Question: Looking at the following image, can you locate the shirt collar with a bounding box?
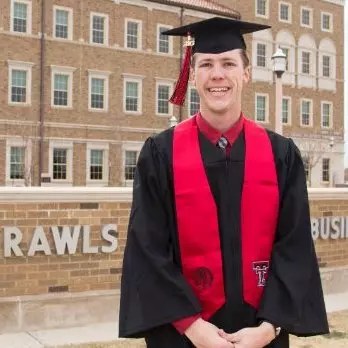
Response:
[196,112,245,146]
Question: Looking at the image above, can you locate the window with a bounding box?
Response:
[301,100,312,126]
[255,94,268,122]
[11,0,31,34]
[53,148,67,180]
[321,12,332,32]
[189,87,200,117]
[256,0,268,17]
[54,74,68,106]
[53,6,73,40]
[86,144,109,185]
[322,158,330,182]
[88,71,109,111]
[302,51,310,74]
[156,83,172,115]
[157,25,172,54]
[282,97,290,124]
[6,139,29,186]
[11,70,27,103]
[8,60,33,105]
[90,150,103,180]
[51,66,75,108]
[90,13,108,45]
[126,19,141,49]
[301,7,312,27]
[256,43,266,67]
[321,102,332,128]
[49,141,73,184]
[10,147,25,179]
[279,2,291,22]
[125,151,138,181]
[322,55,330,77]
[124,77,142,113]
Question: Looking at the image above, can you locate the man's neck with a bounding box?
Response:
[200,107,241,133]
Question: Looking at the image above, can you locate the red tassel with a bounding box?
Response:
[169,35,194,106]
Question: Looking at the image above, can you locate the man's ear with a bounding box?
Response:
[243,66,251,84]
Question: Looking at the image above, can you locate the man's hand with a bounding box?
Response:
[185,318,235,348]
[218,322,275,348]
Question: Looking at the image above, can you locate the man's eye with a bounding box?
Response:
[225,62,236,67]
[200,63,211,68]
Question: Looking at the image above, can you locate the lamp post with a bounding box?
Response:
[271,48,287,135]
[169,115,178,127]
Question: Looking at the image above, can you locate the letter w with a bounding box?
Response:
[51,226,81,255]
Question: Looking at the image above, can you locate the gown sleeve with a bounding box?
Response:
[118,137,201,338]
[257,138,329,336]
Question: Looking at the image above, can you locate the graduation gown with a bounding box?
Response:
[118,122,329,348]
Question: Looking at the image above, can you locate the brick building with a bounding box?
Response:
[0,0,345,187]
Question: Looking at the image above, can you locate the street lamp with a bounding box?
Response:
[271,48,287,135]
[169,115,178,127]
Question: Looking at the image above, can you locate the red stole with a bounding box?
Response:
[173,115,279,319]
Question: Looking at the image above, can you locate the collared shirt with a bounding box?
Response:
[196,112,245,155]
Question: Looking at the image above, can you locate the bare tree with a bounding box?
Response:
[293,134,335,187]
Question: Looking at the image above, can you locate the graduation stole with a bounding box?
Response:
[173,115,279,319]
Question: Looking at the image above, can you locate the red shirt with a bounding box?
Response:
[172,113,245,334]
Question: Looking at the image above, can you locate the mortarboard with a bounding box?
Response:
[162,17,271,105]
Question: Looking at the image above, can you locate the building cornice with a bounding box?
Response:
[320,0,344,5]
[0,187,347,203]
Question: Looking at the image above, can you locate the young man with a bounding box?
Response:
[119,17,329,348]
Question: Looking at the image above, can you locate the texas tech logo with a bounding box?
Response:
[252,261,269,287]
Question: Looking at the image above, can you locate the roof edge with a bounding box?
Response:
[148,0,241,19]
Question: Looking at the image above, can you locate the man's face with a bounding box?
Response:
[191,49,250,115]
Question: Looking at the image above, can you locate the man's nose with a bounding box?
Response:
[211,64,224,79]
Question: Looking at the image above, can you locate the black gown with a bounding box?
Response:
[118,125,329,348]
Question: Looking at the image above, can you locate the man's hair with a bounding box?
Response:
[191,49,250,69]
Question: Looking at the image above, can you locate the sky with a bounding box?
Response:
[344,2,347,166]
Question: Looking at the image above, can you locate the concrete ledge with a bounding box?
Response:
[0,267,347,335]
[0,290,120,334]
[320,266,348,295]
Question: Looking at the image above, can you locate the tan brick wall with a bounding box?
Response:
[0,200,131,297]
[0,194,347,298]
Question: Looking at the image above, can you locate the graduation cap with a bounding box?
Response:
[162,17,271,105]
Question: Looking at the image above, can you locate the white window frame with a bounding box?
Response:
[321,12,333,33]
[6,138,27,186]
[122,143,143,186]
[321,54,331,78]
[322,158,330,183]
[188,85,200,117]
[49,140,73,185]
[10,0,32,35]
[255,93,269,123]
[282,96,292,125]
[300,99,313,127]
[300,7,313,28]
[301,51,311,75]
[321,101,333,129]
[157,24,173,55]
[256,43,267,68]
[279,2,292,23]
[88,70,110,112]
[156,81,173,116]
[255,0,269,18]
[123,75,143,115]
[124,18,142,50]
[89,12,109,45]
[53,6,73,41]
[86,143,109,186]
[51,65,76,108]
[8,60,34,106]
